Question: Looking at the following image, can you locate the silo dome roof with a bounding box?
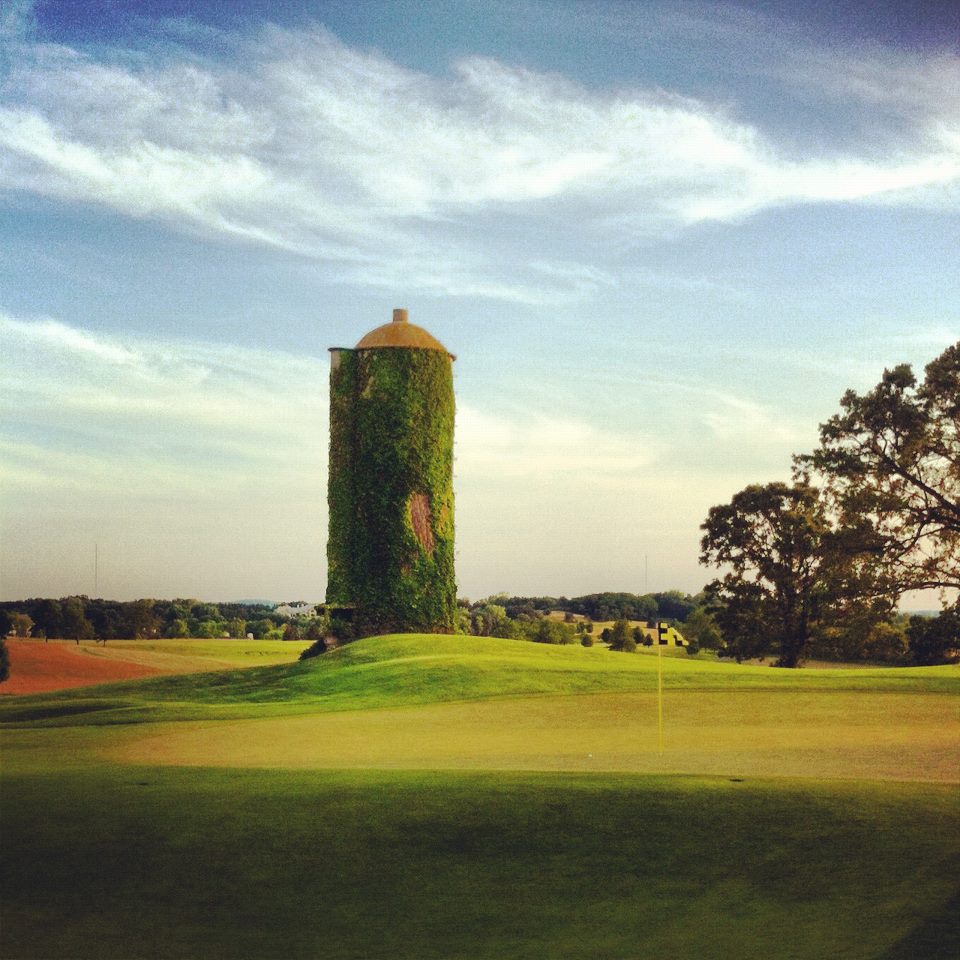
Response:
[355,309,455,359]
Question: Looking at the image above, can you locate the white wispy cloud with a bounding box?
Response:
[694,387,807,445]
[0,20,957,301]
[789,46,960,121]
[0,313,328,498]
[456,404,658,483]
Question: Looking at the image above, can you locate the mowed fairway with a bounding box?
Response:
[2,634,958,959]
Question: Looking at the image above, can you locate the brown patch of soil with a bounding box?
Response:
[0,640,166,695]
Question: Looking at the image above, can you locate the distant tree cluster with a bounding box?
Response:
[0,597,324,643]
[452,599,579,645]
[452,599,708,657]
[701,342,959,667]
[481,591,700,624]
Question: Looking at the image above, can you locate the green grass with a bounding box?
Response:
[2,634,958,959]
[2,633,956,727]
[93,638,312,661]
[2,767,957,960]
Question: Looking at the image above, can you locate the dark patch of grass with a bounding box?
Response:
[2,767,957,959]
[0,699,132,723]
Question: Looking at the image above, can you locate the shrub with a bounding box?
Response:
[0,637,8,682]
[526,618,576,645]
[580,635,594,647]
[299,617,354,660]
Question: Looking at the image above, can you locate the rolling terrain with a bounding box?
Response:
[2,635,958,959]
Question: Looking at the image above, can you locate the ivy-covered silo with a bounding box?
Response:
[326,308,456,635]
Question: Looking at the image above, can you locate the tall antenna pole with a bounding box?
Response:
[94,544,98,597]
[644,554,648,592]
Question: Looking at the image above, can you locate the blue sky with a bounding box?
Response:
[1,0,957,604]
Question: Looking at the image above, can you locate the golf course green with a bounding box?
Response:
[2,634,958,959]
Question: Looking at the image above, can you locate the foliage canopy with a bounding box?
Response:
[700,482,836,667]
[798,342,960,598]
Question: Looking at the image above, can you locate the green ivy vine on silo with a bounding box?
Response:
[326,346,456,635]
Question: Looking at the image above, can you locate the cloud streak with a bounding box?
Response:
[1,19,957,300]
[1,313,328,499]
[456,405,658,484]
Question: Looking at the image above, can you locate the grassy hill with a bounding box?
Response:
[2,633,955,727]
[2,634,958,959]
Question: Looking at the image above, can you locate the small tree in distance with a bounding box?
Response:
[608,619,633,652]
[683,607,722,650]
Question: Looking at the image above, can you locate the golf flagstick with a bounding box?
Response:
[657,639,664,755]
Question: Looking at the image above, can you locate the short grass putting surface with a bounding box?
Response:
[2,634,958,959]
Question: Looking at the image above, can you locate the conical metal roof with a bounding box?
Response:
[355,309,455,359]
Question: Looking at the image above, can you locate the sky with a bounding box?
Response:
[1,0,958,606]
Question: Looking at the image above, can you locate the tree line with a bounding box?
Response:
[467,591,700,624]
[0,598,320,642]
[700,341,959,667]
[0,592,703,648]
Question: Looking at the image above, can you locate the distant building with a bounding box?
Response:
[273,602,316,618]
[325,309,457,635]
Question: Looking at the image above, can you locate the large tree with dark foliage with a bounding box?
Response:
[700,481,872,667]
[907,609,960,666]
[798,342,960,602]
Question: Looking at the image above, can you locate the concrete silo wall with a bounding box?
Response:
[326,346,456,634]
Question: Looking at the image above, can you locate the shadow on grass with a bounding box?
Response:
[879,885,960,960]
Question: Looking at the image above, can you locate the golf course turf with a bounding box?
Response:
[2,635,958,959]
